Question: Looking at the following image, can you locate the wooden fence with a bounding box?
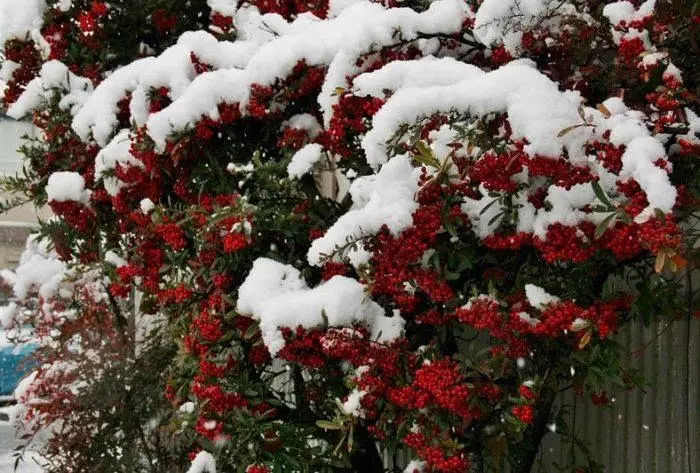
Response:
[539,316,699,473]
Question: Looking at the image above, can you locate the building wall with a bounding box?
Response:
[0,116,46,269]
[0,117,32,175]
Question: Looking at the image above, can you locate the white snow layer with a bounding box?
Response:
[340,388,366,417]
[619,136,676,213]
[0,0,46,47]
[352,56,482,98]
[473,0,590,54]
[282,113,322,138]
[104,250,127,268]
[474,0,549,47]
[237,258,405,356]
[7,60,93,119]
[140,198,155,213]
[287,143,324,178]
[11,235,68,300]
[208,0,237,16]
[311,56,677,255]
[186,451,216,473]
[94,129,143,196]
[130,30,259,128]
[362,61,588,168]
[525,284,560,310]
[307,154,421,266]
[352,60,676,242]
[404,460,427,473]
[603,0,657,44]
[72,58,155,146]
[145,0,468,149]
[1,0,680,277]
[603,0,655,27]
[46,171,89,203]
[0,302,17,328]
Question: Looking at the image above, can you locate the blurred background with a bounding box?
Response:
[0,114,44,473]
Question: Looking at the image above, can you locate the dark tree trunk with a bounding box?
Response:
[350,425,384,473]
[510,388,558,473]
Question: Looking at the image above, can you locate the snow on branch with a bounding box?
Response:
[146,0,468,148]
[237,258,405,356]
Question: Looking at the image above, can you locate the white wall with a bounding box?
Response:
[0,117,33,175]
[0,117,47,268]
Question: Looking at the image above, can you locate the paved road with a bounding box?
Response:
[0,422,42,473]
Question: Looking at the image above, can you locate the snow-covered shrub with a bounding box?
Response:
[0,0,698,472]
[0,235,189,472]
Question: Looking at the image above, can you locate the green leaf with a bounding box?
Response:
[591,181,613,209]
[444,218,457,237]
[316,420,342,430]
[243,320,260,340]
[595,212,617,239]
[252,149,263,167]
[578,104,587,121]
[479,197,499,216]
[487,210,504,227]
[414,140,441,168]
[557,124,582,137]
[347,423,354,452]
